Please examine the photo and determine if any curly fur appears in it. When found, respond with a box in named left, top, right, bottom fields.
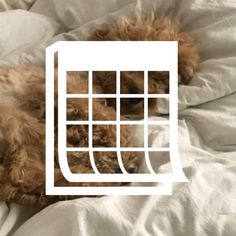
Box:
left=0, top=15, right=199, bottom=208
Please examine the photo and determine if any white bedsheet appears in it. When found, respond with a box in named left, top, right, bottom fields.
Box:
left=0, top=0, right=235, bottom=235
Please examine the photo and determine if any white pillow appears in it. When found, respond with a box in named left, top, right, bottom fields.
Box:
left=0, top=10, right=61, bottom=62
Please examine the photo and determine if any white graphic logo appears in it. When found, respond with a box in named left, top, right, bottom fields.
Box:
left=46, top=41, right=188, bottom=195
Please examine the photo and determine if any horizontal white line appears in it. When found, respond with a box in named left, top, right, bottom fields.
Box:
left=46, top=184, right=173, bottom=195
left=66, top=147, right=170, bottom=152
left=66, top=94, right=169, bottom=99
left=67, top=120, right=116, bottom=125
left=54, top=173, right=185, bottom=183
left=66, top=120, right=170, bottom=125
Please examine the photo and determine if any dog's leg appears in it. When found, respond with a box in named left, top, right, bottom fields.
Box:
left=0, top=107, right=46, bottom=206
left=0, top=182, right=42, bottom=206
left=177, top=33, right=199, bottom=84
left=1, top=110, right=44, bottom=182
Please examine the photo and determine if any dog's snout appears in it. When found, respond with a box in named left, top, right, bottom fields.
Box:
left=129, top=87, right=142, bottom=94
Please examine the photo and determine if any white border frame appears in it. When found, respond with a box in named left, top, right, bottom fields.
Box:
left=46, top=41, right=187, bottom=195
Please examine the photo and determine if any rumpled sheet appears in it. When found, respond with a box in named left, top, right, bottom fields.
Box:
left=0, top=0, right=235, bottom=235
left=0, top=0, right=36, bottom=11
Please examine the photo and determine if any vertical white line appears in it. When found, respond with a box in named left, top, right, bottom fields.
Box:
left=169, top=43, right=188, bottom=181
left=45, top=48, right=55, bottom=194
left=89, top=71, right=100, bottom=174
left=116, top=71, right=128, bottom=174
left=56, top=51, right=76, bottom=183
left=144, top=71, right=156, bottom=174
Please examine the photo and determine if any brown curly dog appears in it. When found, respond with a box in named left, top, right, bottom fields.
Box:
left=0, top=15, right=199, bottom=208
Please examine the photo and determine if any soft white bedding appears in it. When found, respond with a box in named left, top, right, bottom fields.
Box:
left=0, top=0, right=36, bottom=11
left=0, top=0, right=235, bottom=235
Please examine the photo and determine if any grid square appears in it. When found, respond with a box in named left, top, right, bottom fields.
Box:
left=148, top=125, right=169, bottom=148
left=149, top=98, right=169, bottom=115
left=120, top=125, right=144, bottom=147
left=67, top=151, right=94, bottom=174
left=92, top=125, right=116, bottom=147
left=120, top=71, right=144, bottom=94
left=93, top=71, right=116, bottom=94
left=93, top=98, right=116, bottom=120
left=148, top=71, right=169, bottom=94
left=67, top=71, right=88, bottom=94
left=67, top=98, right=88, bottom=121
left=93, top=152, right=121, bottom=174
left=148, top=151, right=172, bottom=173
left=120, top=98, right=144, bottom=120
left=67, top=125, right=88, bottom=147
left=121, top=151, right=143, bottom=174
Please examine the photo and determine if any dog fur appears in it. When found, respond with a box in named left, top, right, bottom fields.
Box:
left=0, top=15, right=199, bottom=208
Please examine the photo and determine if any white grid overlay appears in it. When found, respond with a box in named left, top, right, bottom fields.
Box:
left=46, top=41, right=188, bottom=195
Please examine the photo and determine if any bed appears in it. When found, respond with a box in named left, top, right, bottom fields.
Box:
left=0, top=0, right=236, bottom=235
